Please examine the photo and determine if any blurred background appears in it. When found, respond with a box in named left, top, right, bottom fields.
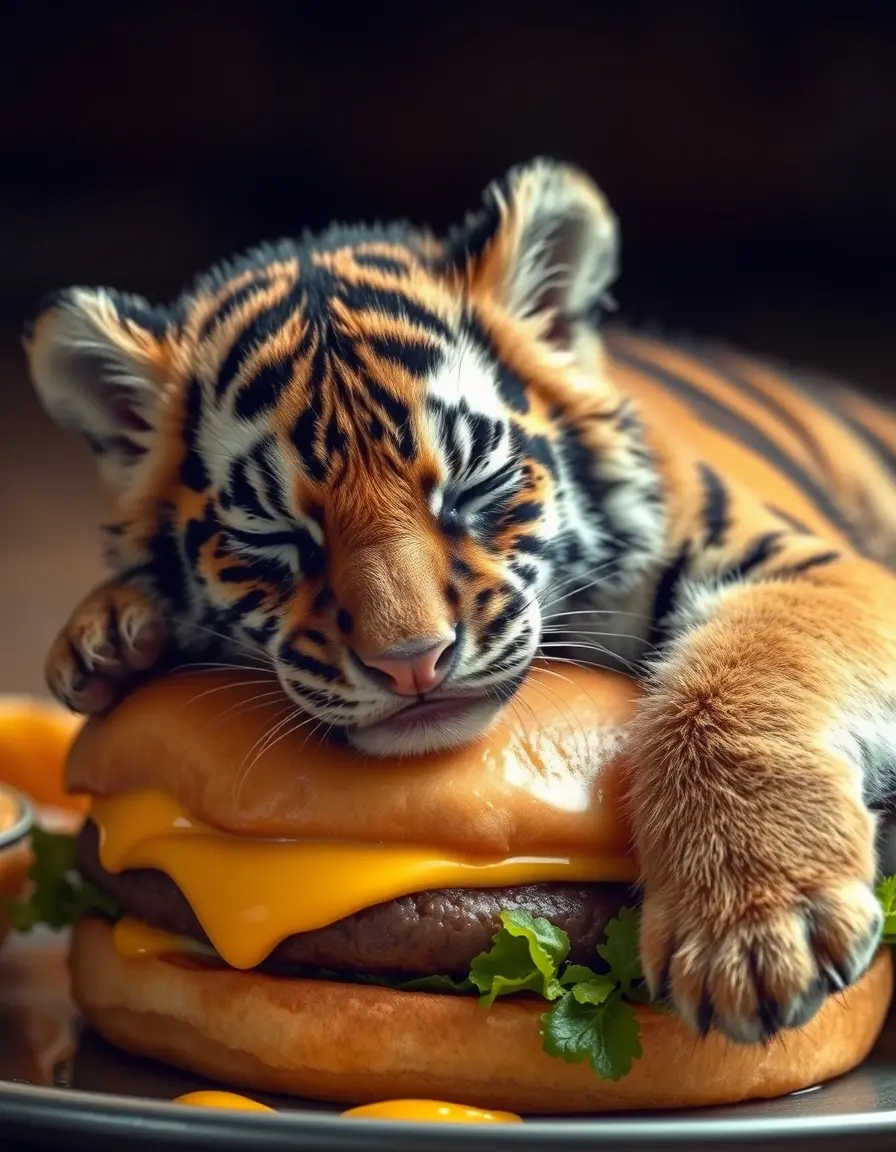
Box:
left=0, top=0, right=893, bottom=694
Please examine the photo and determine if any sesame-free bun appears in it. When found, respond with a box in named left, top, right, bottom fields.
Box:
left=65, top=663, right=636, bottom=857
left=71, top=917, right=894, bottom=1113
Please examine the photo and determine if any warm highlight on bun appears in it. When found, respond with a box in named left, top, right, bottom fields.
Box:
left=66, top=663, right=636, bottom=857
left=71, top=918, right=893, bottom=1113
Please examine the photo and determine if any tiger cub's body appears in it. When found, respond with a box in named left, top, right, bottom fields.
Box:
left=25, top=159, right=896, bottom=1048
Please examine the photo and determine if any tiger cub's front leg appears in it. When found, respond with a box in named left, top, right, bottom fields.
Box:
left=628, top=547, right=895, bottom=1041
left=45, top=579, right=168, bottom=714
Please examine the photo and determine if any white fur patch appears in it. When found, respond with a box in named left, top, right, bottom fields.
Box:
left=426, top=340, right=507, bottom=419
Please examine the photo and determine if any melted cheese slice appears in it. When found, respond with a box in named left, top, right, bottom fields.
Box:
left=93, top=790, right=635, bottom=970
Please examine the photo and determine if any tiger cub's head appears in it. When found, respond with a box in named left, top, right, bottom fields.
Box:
left=24, top=159, right=661, bottom=756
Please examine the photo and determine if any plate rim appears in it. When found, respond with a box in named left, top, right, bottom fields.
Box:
left=4, top=1077, right=896, bottom=1148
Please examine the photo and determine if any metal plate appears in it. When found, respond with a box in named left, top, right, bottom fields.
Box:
left=3, top=930, right=896, bottom=1151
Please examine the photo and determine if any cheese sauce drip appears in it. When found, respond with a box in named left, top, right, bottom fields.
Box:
left=174, top=1091, right=274, bottom=1112
left=343, top=1099, right=523, bottom=1123
left=171, top=1092, right=522, bottom=1123
left=93, top=790, right=633, bottom=970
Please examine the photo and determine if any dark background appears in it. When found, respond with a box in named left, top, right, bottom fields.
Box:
left=0, top=0, right=894, bottom=694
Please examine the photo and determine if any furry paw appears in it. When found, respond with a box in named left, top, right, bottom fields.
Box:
left=640, top=879, right=883, bottom=1042
left=45, top=582, right=167, bottom=713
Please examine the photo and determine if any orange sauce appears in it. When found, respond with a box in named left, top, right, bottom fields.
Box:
left=173, top=1091, right=274, bottom=1112
left=342, top=1099, right=523, bottom=1123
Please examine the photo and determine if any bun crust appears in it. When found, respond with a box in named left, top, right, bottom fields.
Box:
left=71, top=917, right=894, bottom=1114
left=66, top=664, right=636, bottom=857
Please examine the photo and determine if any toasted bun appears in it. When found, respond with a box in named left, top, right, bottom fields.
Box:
left=71, top=917, right=893, bottom=1113
left=66, top=663, right=636, bottom=857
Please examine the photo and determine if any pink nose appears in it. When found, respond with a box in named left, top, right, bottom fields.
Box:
left=360, top=635, right=456, bottom=696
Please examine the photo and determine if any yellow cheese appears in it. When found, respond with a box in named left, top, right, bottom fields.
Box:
left=93, top=789, right=634, bottom=970
left=112, top=916, right=212, bottom=959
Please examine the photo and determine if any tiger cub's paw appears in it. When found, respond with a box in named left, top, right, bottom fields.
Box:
left=45, top=581, right=168, bottom=714
left=639, top=874, right=883, bottom=1044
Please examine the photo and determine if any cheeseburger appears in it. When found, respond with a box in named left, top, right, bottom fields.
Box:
left=17, top=663, right=895, bottom=1113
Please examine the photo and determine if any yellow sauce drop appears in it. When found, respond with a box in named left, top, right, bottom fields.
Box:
left=173, top=1090, right=274, bottom=1112
left=93, top=789, right=632, bottom=970
left=113, top=916, right=210, bottom=959
left=343, top=1099, right=523, bottom=1124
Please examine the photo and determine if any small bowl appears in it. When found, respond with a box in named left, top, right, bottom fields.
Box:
left=0, top=783, right=36, bottom=954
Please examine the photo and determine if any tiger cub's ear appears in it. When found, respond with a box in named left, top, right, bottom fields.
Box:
left=23, top=287, right=173, bottom=492
left=443, top=157, right=619, bottom=367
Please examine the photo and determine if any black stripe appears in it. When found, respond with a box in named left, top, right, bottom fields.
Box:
left=366, top=378, right=411, bottom=432
left=226, top=457, right=269, bottom=518
left=223, top=588, right=266, bottom=622
left=512, top=535, right=546, bottom=555
left=489, top=633, right=531, bottom=673
left=511, top=561, right=540, bottom=586
left=476, top=588, right=494, bottom=610
left=836, top=411, right=896, bottom=479
left=644, top=545, right=691, bottom=652
left=351, top=254, right=408, bottom=275
left=680, top=340, right=825, bottom=469
left=367, top=335, right=442, bottom=379
left=184, top=503, right=221, bottom=567
left=495, top=365, right=530, bottom=414
left=218, top=565, right=256, bottom=583
left=717, top=531, right=786, bottom=583
left=774, top=550, right=841, bottom=577
left=200, top=277, right=270, bottom=342
left=215, top=291, right=297, bottom=398
left=234, top=357, right=296, bottom=420
left=611, top=343, right=855, bottom=541
left=335, top=284, right=453, bottom=342
left=450, top=555, right=475, bottom=579
left=245, top=618, right=278, bottom=646
left=279, top=648, right=341, bottom=683
left=456, top=463, right=518, bottom=509
left=146, top=506, right=190, bottom=612
left=698, top=464, right=730, bottom=547
left=468, top=413, right=495, bottom=467
left=503, top=501, right=543, bottom=527
left=765, top=505, right=810, bottom=534
left=179, top=376, right=210, bottom=491
left=481, top=610, right=512, bottom=644
left=443, top=411, right=465, bottom=477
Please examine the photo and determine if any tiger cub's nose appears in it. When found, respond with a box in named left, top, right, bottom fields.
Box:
left=356, top=634, right=457, bottom=695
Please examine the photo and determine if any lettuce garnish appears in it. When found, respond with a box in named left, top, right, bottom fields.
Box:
left=5, top=826, right=116, bottom=930
left=471, top=906, right=644, bottom=1080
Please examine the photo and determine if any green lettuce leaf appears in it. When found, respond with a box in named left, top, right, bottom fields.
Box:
left=4, top=827, right=118, bottom=931
left=469, top=908, right=569, bottom=1007
left=596, top=904, right=641, bottom=994
left=467, top=905, right=648, bottom=1080
left=877, top=875, right=896, bottom=943
left=305, top=967, right=474, bottom=995
left=542, top=988, right=642, bottom=1081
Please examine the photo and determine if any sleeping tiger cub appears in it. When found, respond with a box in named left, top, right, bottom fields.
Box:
left=24, top=158, right=896, bottom=1046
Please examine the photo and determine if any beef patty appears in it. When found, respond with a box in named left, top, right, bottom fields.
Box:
left=76, top=820, right=636, bottom=977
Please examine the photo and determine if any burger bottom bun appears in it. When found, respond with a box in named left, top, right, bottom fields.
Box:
left=70, top=917, right=894, bottom=1114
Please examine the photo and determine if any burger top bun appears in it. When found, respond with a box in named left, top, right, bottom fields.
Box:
left=67, top=663, right=637, bottom=858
